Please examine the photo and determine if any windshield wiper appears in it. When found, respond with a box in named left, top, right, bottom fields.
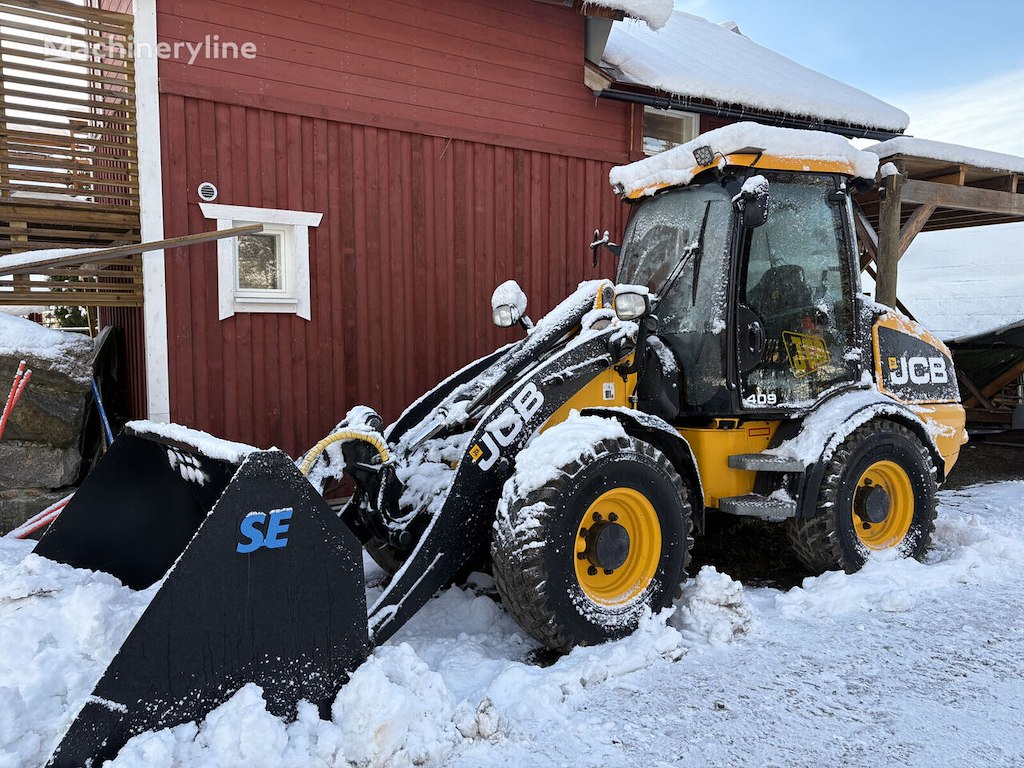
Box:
left=690, top=199, right=713, bottom=306
left=656, top=200, right=713, bottom=307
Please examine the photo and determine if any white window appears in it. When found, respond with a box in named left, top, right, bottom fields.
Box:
left=200, top=203, right=323, bottom=320
left=643, top=107, right=699, bottom=156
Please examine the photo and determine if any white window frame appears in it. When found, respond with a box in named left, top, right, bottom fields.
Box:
left=200, top=203, right=323, bottom=320
left=642, top=107, right=700, bottom=156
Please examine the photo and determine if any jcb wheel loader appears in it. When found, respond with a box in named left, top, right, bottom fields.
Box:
left=31, top=123, right=966, bottom=766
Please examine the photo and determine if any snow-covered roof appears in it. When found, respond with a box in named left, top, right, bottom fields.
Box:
left=867, top=137, right=1024, bottom=175
left=602, top=12, right=909, bottom=134
left=609, top=122, right=879, bottom=199
left=586, top=0, right=673, bottom=30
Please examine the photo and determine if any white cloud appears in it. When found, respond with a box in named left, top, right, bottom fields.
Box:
left=895, top=68, right=1024, bottom=156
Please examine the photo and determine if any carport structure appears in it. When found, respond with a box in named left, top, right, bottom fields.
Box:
left=853, top=137, right=1024, bottom=427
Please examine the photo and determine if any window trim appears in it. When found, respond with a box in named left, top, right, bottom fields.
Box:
left=642, top=107, right=700, bottom=157
left=200, top=203, right=323, bottom=320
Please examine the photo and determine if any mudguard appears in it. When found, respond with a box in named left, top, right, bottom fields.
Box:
left=765, top=387, right=947, bottom=519
left=581, top=406, right=703, bottom=509
left=37, top=430, right=368, bottom=767
left=368, top=322, right=629, bottom=645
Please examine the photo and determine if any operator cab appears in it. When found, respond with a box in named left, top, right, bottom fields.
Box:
left=616, top=165, right=863, bottom=420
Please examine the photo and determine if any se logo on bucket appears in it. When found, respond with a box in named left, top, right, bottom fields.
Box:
left=236, top=508, right=293, bottom=553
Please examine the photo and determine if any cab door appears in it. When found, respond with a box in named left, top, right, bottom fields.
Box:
left=735, top=175, right=859, bottom=410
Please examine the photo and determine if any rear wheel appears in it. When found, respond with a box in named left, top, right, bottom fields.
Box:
left=492, top=434, right=692, bottom=652
left=787, top=420, right=937, bottom=573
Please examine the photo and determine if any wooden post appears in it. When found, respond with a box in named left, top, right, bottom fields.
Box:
left=876, top=172, right=903, bottom=308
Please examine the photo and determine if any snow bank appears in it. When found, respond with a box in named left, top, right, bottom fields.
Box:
left=610, top=122, right=880, bottom=198
left=0, top=312, right=92, bottom=361
left=0, top=546, right=154, bottom=767
left=778, top=483, right=1024, bottom=620
left=867, top=136, right=1024, bottom=174
left=604, top=12, right=908, bottom=132
left=4, top=480, right=1024, bottom=767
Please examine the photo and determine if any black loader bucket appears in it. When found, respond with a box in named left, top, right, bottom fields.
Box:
left=34, top=425, right=369, bottom=767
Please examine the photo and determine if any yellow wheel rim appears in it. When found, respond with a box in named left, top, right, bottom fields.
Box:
left=853, top=460, right=914, bottom=550
left=574, top=487, right=661, bottom=606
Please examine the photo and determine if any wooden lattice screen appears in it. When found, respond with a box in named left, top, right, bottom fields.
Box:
left=0, top=0, right=142, bottom=308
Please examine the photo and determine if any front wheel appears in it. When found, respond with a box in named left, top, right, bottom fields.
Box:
left=491, top=433, right=693, bottom=652
left=787, top=420, right=938, bottom=574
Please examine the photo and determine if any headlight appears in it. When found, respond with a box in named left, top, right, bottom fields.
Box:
left=492, top=305, right=519, bottom=328
left=614, top=291, right=649, bottom=321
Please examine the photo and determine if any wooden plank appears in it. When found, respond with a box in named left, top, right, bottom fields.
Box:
left=901, top=178, right=1024, bottom=216
left=0, top=223, right=263, bottom=275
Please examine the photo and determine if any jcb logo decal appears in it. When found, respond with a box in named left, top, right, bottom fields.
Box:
left=470, top=382, right=544, bottom=471
left=888, top=356, right=949, bottom=385
left=237, top=507, right=293, bottom=553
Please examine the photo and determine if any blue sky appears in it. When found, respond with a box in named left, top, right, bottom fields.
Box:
left=674, top=1, right=1024, bottom=154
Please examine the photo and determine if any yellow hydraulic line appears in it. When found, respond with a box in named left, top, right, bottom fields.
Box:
left=299, top=430, right=391, bottom=476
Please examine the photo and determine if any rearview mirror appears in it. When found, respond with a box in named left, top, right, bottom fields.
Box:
left=491, top=279, right=528, bottom=328
left=735, top=175, right=769, bottom=228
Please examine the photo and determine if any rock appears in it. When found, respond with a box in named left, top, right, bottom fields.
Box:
left=0, top=441, right=82, bottom=489
left=1, top=384, right=88, bottom=447
left=0, top=488, right=71, bottom=535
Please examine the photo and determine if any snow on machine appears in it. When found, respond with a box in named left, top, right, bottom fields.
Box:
left=33, top=123, right=967, bottom=765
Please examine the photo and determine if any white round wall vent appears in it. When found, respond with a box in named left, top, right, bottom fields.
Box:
left=197, top=182, right=219, bottom=202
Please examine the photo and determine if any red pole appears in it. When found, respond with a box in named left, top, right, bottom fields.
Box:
left=0, top=360, right=30, bottom=441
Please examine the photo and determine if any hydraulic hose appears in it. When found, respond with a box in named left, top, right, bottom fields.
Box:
left=299, top=430, right=391, bottom=476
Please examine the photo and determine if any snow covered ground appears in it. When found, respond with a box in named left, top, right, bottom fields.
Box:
left=2, top=481, right=1023, bottom=767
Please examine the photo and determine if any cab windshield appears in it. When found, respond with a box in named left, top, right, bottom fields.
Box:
left=616, top=183, right=731, bottom=333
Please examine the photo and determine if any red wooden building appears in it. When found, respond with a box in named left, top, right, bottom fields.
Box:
left=98, top=0, right=907, bottom=456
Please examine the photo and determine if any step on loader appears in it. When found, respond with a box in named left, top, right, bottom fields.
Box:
left=33, top=123, right=967, bottom=766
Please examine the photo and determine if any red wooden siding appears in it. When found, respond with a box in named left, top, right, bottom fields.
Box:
left=161, top=95, right=627, bottom=455
left=100, top=305, right=148, bottom=418
left=155, top=0, right=631, bottom=163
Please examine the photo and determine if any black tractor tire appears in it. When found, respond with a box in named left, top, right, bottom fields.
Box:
left=787, top=420, right=938, bottom=574
left=491, top=434, right=693, bottom=652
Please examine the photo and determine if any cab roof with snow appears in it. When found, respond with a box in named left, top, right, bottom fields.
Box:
left=609, top=122, right=880, bottom=201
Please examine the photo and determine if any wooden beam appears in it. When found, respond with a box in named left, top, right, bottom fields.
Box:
left=897, top=203, right=936, bottom=257
left=876, top=172, right=903, bottom=308
left=855, top=207, right=879, bottom=270
left=956, top=366, right=995, bottom=410
left=0, top=224, right=263, bottom=275
left=901, top=178, right=1024, bottom=216
left=979, top=359, right=1024, bottom=402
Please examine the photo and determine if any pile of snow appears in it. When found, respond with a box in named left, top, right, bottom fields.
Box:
left=496, top=411, right=627, bottom=532
left=610, top=122, right=880, bottom=198
left=586, top=0, right=673, bottom=30
left=0, top=312, right=93, bottom=361
left=3, top=480, right=1024, bottom=766
left=603, top=12, right=908, bottom=133
left=867, top=136, right=1024, bottom=175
